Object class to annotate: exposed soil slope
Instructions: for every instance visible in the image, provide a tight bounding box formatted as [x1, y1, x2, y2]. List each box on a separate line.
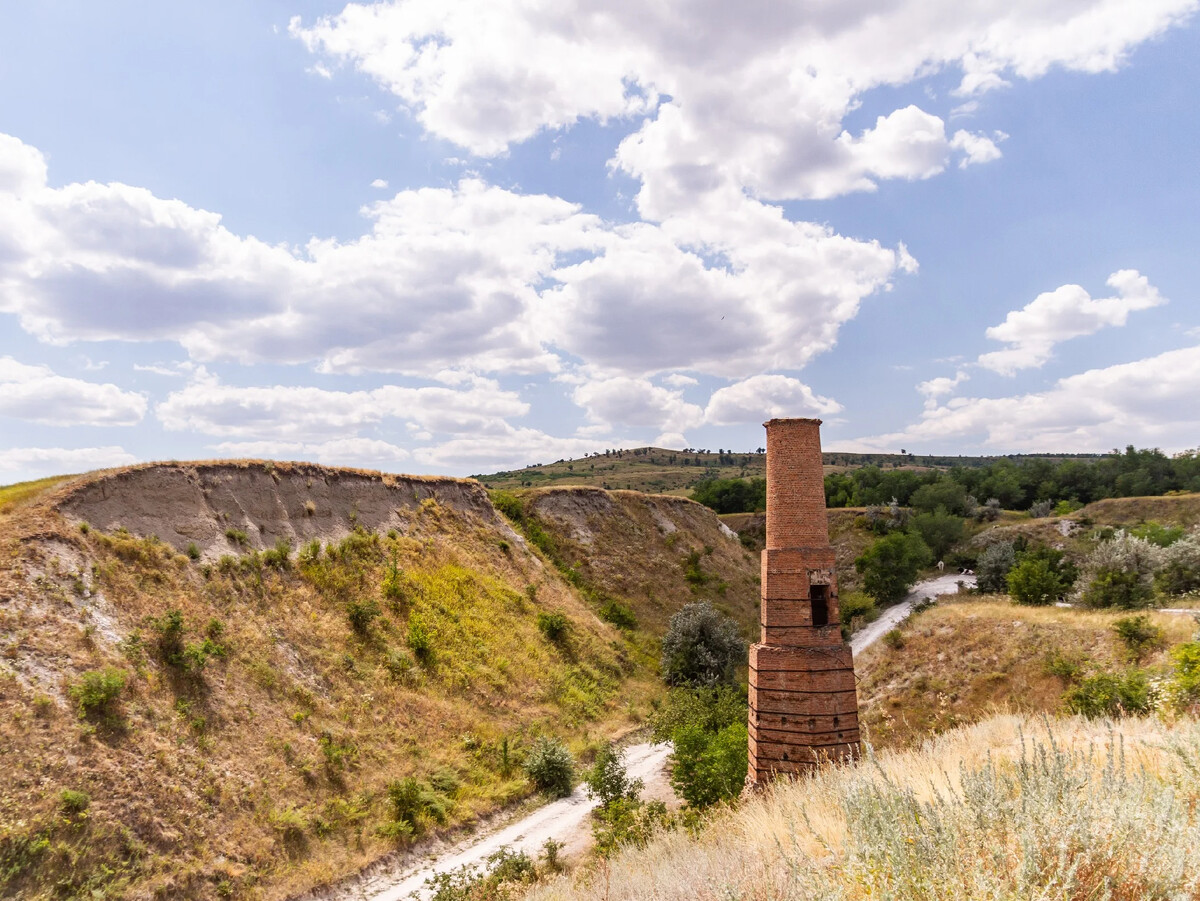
[0, 462, 746, 901]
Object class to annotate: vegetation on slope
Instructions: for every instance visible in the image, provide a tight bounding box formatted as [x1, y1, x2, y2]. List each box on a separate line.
[3, 469, 758, 900]
[525, 713, 1200, 900]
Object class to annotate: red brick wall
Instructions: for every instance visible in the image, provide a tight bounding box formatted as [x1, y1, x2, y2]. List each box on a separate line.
[765, 417, 829, 551]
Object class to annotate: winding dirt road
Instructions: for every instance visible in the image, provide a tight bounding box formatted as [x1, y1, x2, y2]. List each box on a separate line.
[314, 573, 971, 901]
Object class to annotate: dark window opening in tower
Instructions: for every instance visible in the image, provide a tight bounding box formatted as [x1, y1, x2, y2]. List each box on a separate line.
[810, 583, 829, 627]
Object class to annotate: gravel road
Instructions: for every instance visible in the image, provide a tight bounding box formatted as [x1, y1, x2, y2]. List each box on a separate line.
[317, 572, 971, 901]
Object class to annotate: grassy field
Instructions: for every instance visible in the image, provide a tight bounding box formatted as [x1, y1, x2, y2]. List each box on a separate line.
[528, 712, 1200, 900]
[0, 474, 77, 515]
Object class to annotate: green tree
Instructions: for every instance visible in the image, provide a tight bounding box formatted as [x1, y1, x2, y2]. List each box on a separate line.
[909, 479, 968, 515]
[1006, 557, 1063, 605]
[668, 721, 748, 808]
[854, 531, 932, 604]
[909, 510, 965, 560]
[583, 745, 643, 808]
[523, 736, 575, 798]
[660, 602, 746, 687]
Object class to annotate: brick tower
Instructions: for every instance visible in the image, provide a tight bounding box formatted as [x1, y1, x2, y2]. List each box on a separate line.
[747, 418, 860, 785]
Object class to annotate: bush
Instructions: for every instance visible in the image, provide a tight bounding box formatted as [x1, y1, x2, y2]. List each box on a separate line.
[910, 479, 967, 516]
[424, 847, 539, 901]
[839, 590, 876, 637]
[383, 648, 419, 683]
[1029, 500, 1055, 518]
[855, 531, 932, 604]
[598, 598, 637, 629]
[883, 629, 905, 650]
[909, 510, 965, 561]
[346, 598, 381, 635]
[1112, 614, 1165, 661]
[407, 613, 434, 664]
[536, 611, 569, 643]
[186, 542, 201, 560]
[1131, 521, 1185, 547]
[491, 491, 524, 522]
[263, 537, 292, 569]
[690, 477, 766, 514]
[384, 776, 448, 839]
[59, 788, 91, 814]
[1170, 642, 1200, 706]
[1065, 670, 1150, 718]
[1075, 530, 1161, 609]
[150, 608, 187, 665]
[669, 720, 748, 809]
[977, 542, 1016, 593]
[660, 602, 746, 687]
[69, 667, 126, 721]
[1156, 529, 1200, 596]
[592, 797, 673, 857]
[523, 736, 575, 797]
[1007, 557, 1063, 606]
[224, 527, 249, 546]
[583, 744, 643, 808]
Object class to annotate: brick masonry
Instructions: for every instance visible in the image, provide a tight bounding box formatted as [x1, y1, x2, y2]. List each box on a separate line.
[747, 418, 861, 785]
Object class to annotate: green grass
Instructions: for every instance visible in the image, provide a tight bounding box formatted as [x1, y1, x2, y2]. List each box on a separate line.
[0, 474, 75, 514]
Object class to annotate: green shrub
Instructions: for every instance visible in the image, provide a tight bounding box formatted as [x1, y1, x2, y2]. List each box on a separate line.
[185, 542, 201, 560]
[68, 667, 126, 721]
[648, 684, 747, 744]
[524, 736, 575, 798]
[669, 720, 748, 809]
[263, 537, 292, 569]
[977, 542, 1016, 593]
[839, 590, 876, 636]
[910, 510, 965, 560]
[424, 847, 539, 900]
[855, 531, 931, 604]
[660, 601, 745, 687]
[492, 491, 524, 522]
[382, 556, 409, 603]
[346, 598, 381, 635]
[592, 797, 673, 857]
[1131, 521, 1185, 547]
[224, 527, 249, 546]
[1043, 650, 1087, 682]
[1112, 614, 1165, 661]
[1007, 557, 1064, 606]
[58, 789, 91, 814]
[1065, 670, 1150, 717]
[536, 611, 569, 643]
[407, 613, 434, 664]
[383, 648, 418, 683]
[682, 550, 710, 586]
[598, 598, 637, 630]
[150, 608, 187, 665]
[1082, 568, 1154, 609]
[582, 744, 643, 808]
[1155, 529, 1200, 596]
[384, 776, 448, 839]
[1170, 642, 1200, 705]
[883, 629, 905, 650]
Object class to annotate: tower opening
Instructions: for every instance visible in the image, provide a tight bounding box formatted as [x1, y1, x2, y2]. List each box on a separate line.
[810, 584, 829, 627]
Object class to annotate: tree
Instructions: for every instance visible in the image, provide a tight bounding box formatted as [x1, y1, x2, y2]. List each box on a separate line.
[583, 745, 643, 808]
[660, 602, 746, 687]
[976, 541, 1016, 593]
[909, 479, 968, 516]
[854, 532, 932, 604]
[909, 510, 965, 560]
[524, 737, 575, 797]
[668, 720, 748, 808]
[1007, 557, 1063, 605]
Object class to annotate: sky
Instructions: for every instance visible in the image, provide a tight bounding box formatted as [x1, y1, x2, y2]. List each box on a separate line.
[1, 0, 1198, 483]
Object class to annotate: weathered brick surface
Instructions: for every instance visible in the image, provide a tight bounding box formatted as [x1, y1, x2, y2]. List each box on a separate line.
[748, 418, 861, 788]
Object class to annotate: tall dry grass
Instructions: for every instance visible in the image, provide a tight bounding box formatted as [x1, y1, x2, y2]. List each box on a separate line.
[527, 713, 1200, 900]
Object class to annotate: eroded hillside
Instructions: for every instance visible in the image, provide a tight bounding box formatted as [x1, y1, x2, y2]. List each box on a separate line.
[0, 463, 747, 901]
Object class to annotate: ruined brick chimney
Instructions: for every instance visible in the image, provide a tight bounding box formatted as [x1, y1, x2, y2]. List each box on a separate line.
[747, 418, 860, 785]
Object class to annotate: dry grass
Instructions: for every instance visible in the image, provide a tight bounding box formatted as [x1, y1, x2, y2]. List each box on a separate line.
[0, 476, 679, 900]
[527, 712, 1200, 900]
[0, 474, 77, 515]
[854, 595, 1197, 749]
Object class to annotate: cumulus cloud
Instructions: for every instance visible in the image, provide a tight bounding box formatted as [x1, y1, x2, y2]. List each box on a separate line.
[157, 369, 528, 441]
[209, 438, 411, 470]
[0, 132, 911, 381]
[704, 375, 842, 425]
[571, 376, 704, 436]
[977, 269, 1165, 375]
[844, 344, 1200, 453]
[412, 424, 640, 473]
[0, 446, 138, 484]
[0, 357, 147, 426]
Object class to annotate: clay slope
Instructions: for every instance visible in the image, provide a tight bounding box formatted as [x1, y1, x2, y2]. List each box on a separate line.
[523, 487, 761, 636]
[55, 460, 511, 561]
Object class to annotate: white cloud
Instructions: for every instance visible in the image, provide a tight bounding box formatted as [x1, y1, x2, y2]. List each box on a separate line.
[978, 269, 1165, 375]
[916, 370, 970, 406]
[0, 446, 138, 484]
[704, 375, 842, 426]
[209, 438, 410, 469]
[846, 344, 1200, 453]
[571, 376, 704, 436]
[157, 369, 528, 441]
[412, 424, 640, 473]
[949, 129, 1005, 168]
[0, 133, 912, 381]
[370, 178, 389, 189]
[0, 357, 147, 426]
[662, 373, 698, 388]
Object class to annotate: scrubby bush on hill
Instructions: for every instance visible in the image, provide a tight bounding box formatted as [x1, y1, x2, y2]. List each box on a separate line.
[1065, 670, 1151, 717]
[1112, 614, 1165, 662]
[909, 509, 964, 560]
[1156, 528, 1200, 596]
[650, 684, 748, 810]
[68, 668, 126, 722]
[536, 610, 569, 643]
[660, 602, 745, 687]
[976, 541, 1016, 592]
[1076, 530, 1161, 608]
[524, 736, 575, 798]
[583, 745, 643, 808]
[1007, 557, 1064, 606]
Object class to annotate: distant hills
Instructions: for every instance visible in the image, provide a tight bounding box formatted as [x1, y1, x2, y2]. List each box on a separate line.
[473, 447, 1108, 495]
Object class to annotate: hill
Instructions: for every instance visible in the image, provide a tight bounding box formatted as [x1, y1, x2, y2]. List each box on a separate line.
[526, 711, 1200, 900]
[473, 447, 1102, 495]
[0, 462, 750, 901]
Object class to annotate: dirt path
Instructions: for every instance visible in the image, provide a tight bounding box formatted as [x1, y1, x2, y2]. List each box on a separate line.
[317, 573, 970, 901]
[851, 572, 975, 655]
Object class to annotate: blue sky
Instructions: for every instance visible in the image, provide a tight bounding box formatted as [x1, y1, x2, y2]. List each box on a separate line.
[1, 0, 1198, 483]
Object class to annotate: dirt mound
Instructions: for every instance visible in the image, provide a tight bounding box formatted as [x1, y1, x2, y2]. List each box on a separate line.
[55, 461, 512, 561]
